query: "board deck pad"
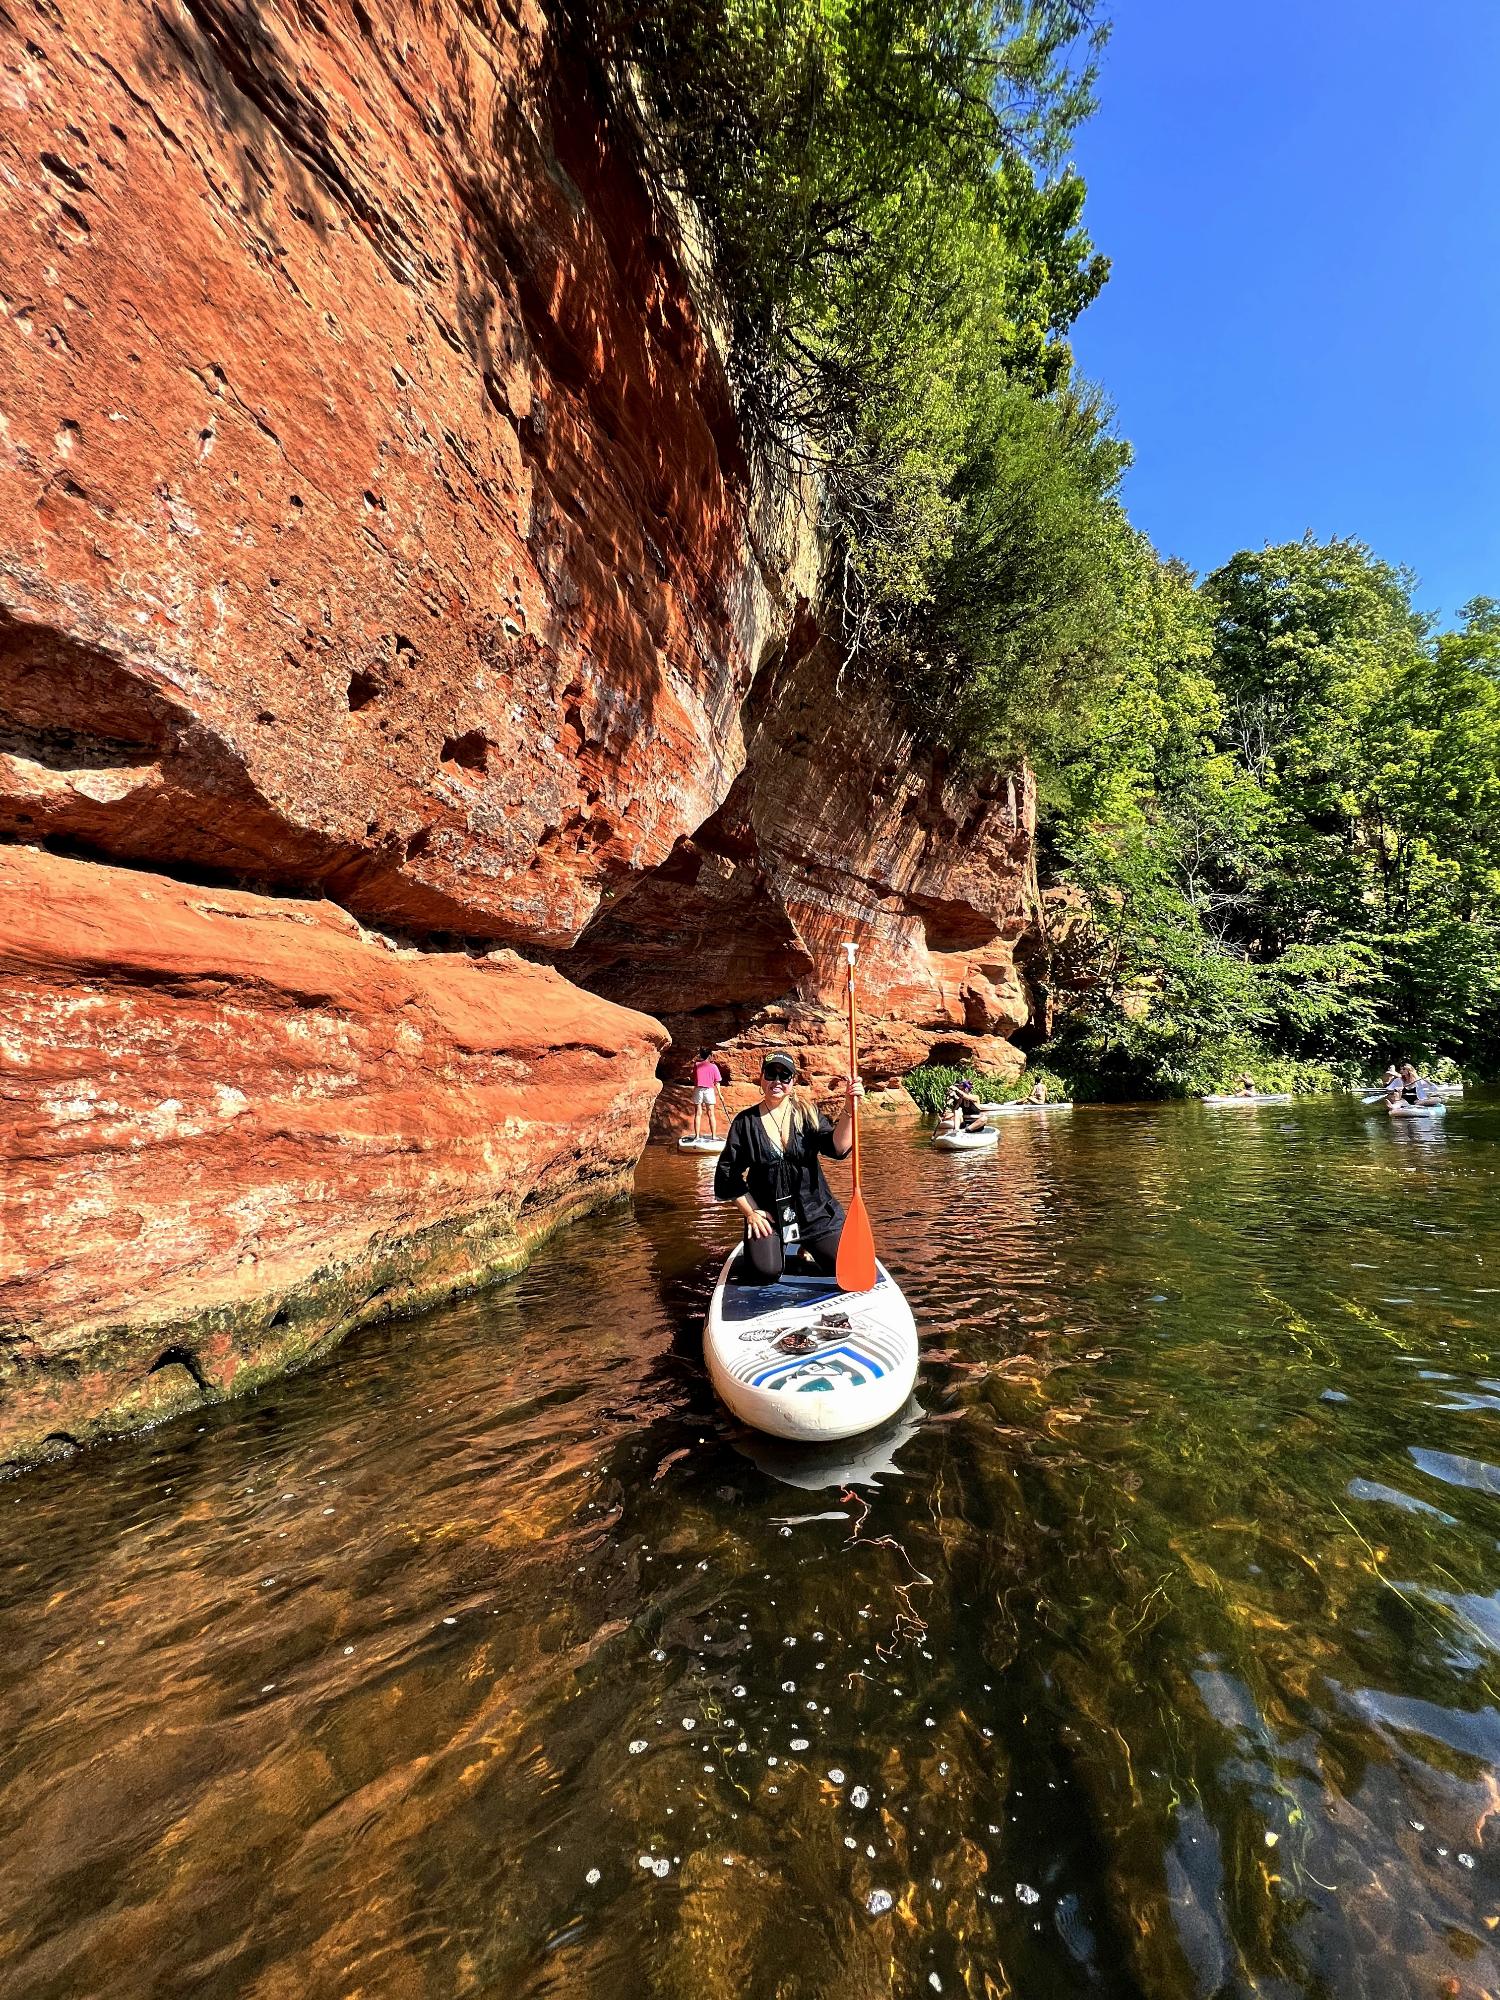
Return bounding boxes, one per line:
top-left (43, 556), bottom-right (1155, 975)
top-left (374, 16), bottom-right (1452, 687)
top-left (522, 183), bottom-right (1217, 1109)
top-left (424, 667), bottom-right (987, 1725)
top-left (706, 1251), bottom-right (919, 1439)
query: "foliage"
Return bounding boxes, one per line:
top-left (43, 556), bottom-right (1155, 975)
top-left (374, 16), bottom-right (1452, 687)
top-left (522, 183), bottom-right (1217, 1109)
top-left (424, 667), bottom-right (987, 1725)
top-left (1039, 542), bottom-right (1500, 1092)
top-left (571, 9), bottom-right (1497, 1095)
top-left (575, 0), bottom-right (1122, 745)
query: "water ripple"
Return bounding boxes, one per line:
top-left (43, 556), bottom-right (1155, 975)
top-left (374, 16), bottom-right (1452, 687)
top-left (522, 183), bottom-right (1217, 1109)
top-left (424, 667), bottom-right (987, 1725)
top-left (0, 1096), bottom-right (1496, 1998)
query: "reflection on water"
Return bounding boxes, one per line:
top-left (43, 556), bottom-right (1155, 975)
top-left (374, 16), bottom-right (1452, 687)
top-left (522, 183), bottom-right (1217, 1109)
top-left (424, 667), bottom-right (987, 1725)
top-left (1, 1099), bottom-right (1498, 1997)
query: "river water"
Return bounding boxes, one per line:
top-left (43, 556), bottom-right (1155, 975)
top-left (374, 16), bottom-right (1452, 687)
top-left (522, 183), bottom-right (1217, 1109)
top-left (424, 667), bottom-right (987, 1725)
top-left (2, 1098), bottom-right (1498, 1998)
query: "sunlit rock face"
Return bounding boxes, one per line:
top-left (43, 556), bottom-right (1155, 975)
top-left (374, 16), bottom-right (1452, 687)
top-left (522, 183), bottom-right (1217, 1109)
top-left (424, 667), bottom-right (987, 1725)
top-left (0, 846), bottom-right (665, 1466)
top-left (0, 0), bottom-right (773, 1459)
top-left (0, 0), bottom-right (1045, 1459)
top-left (0, 0), bottom-right (792, 948)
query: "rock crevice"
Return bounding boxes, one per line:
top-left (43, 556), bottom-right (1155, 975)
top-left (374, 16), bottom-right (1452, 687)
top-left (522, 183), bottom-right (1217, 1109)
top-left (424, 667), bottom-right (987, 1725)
top-left (0, 0), bottom-right (1046, 1464)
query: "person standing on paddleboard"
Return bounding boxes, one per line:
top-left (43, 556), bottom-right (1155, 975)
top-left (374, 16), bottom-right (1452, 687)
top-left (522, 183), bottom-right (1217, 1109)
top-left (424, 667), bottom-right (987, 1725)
top-left (690, 1045), bottom-right (727, 1141)
top-left (714, 1050), bottom-right (864, 1281)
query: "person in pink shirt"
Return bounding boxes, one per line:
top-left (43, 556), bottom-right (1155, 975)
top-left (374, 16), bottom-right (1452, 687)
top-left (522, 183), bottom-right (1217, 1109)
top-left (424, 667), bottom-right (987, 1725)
top-left (691, 1046), bottom-right (726, 1140)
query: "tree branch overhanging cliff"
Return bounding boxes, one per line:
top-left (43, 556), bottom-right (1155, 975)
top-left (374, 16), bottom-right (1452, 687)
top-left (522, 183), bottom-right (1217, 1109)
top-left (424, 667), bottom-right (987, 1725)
top-left (563, 0), bottom-right (1130, 767)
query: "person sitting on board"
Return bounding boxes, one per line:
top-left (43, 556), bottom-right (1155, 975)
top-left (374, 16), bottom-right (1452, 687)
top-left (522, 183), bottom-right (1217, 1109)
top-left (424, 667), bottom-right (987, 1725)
top-left (1233, 1071), bottom-right (1257, 1096)
top-left (1379, 1065), bottom-right (1400, 1095)
top-left (714, 1050), bottom-right (864, 1282)
top-left (690, 1045), bottom-right (727, 1140)
top-left (1390, 1062), bottom-right (1437, 1108)
top-left (943, 1077), bottom-right (988, 1133)
top-left (1025, 1079), bottom-right (1048, 1104)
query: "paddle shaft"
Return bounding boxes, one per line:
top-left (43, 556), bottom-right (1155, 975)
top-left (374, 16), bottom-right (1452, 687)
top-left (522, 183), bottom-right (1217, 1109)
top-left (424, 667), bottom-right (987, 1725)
top-left (845, 958), bottom-right (862, 1193)
top-left (835, 944), bottom-right (878, 1293)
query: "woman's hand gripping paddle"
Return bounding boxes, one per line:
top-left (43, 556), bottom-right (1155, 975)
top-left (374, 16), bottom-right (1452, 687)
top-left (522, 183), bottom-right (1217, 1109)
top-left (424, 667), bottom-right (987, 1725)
top-left (836, 941), bottom-right (879, 1294)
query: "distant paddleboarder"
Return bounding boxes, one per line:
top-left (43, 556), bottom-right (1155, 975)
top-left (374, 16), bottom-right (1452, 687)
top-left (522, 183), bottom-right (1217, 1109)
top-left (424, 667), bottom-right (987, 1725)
top-left (942, 1078), bottom-right (988, 1133)
top-left (690, 1046), bottom-right (727, 1141)
top-left (1388, 1062), bottom-right (1438, 1109)
top-left (714, 1050), bottom-right (864, 1282)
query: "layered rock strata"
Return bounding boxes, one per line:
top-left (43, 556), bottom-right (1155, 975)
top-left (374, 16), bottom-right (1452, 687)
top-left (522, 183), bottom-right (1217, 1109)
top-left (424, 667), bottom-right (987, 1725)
top-left (0, 0), bottom-right (794, 946)
top-left (568, 628), bottom-right (1041, 1133)
top-left (0, 846), bottom-right (665, 1465)
top-left (0, 0), bottom-right (1046, 1462)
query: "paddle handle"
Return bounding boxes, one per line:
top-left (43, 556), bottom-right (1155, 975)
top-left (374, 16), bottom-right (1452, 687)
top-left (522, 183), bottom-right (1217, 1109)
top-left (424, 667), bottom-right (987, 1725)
top-left (843, 942), bottom-right (861, 1192)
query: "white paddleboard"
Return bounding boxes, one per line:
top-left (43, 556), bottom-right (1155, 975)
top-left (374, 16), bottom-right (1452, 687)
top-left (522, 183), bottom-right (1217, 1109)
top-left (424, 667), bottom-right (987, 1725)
top-left (677, 1135), bottom-right (726, 1153)
top-left (704, 1248), bottom-right (919, 1443)
top-left (1388, 1101), bottom-right (1447, 1118)
top-left (982, 1100), bottom-right (1073, 1117)
top-left (931, 1126), bottom-right (999, 1151)
top-left (1201, 1093), bottom-right (1295, 1106)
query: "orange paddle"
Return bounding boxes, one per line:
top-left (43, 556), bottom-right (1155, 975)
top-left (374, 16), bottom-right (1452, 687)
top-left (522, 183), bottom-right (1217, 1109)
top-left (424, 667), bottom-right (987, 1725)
top-left (835, 941), bottom-right (879, 1294)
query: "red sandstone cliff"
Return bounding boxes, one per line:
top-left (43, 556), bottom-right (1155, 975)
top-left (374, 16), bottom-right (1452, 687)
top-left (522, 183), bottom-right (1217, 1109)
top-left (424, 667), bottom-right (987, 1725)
top-left (0, 0), bottom-right (1045, 1464)
top-left (0, 844), bottom-right (665, 1455)
top-left (567, 624), bottom-right (1045, 1132)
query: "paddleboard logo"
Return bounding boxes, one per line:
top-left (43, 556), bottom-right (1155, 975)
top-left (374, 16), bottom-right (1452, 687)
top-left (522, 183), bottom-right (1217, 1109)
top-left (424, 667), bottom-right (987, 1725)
top-left (739, 1310), bottom-right (901, 1393)
top-left (751, 1345), bottom-right (885, 1394)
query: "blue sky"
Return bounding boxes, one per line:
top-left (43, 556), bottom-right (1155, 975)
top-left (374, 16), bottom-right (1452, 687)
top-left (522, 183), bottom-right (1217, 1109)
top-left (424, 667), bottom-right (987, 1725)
top-left (1065, 0), bottom-right (1500, 627)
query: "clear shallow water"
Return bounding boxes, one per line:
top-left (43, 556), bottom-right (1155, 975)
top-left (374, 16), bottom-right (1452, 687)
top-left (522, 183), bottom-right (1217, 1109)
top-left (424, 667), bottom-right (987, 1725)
top-left (1, 1097), bottom-right (1498, 1998)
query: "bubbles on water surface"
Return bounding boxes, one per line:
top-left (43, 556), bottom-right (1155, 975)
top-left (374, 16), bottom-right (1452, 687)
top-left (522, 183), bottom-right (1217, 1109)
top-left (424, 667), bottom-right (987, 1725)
top-left (12, 1112), bottom-right (1500, 2000)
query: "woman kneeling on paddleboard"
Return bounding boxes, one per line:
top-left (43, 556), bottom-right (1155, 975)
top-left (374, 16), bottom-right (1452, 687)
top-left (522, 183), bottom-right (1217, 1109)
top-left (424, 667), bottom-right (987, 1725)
top-left (714, 1050), bottom-right (863, 1282)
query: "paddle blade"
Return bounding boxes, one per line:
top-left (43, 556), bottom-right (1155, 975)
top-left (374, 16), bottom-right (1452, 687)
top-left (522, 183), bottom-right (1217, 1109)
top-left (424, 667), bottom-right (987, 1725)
top-left (837, 1188), bottom-right (878, 1294)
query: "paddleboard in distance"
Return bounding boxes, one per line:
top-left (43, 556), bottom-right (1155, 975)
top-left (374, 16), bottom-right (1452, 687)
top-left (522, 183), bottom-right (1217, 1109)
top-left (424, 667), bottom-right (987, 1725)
top-left (1201, 1093), bottom-right (1295, 1106)
top-left (678, 1135), bottom-right (726, 1153)
top-left (931, 1126), bottom-right (999, 1151)
top-left (704, 1247), bottom-right (919, 1443)
top-left (982, 1100), bottom-right (1074, 1118)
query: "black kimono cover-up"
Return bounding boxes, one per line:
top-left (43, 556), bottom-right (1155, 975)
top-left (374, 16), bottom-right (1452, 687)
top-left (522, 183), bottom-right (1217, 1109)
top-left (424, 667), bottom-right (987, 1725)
top-left (713, 1106), bottom-right (849, 1236)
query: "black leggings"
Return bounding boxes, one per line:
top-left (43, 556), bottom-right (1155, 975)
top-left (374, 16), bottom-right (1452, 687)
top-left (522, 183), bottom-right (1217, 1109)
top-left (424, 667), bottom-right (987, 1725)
top-left (740, 1219), bottom-right (844, 1282)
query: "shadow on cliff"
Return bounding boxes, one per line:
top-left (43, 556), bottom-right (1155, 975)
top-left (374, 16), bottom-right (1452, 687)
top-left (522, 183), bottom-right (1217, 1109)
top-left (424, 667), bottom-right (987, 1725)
top-left (105, 1), bottom-right (770, 946)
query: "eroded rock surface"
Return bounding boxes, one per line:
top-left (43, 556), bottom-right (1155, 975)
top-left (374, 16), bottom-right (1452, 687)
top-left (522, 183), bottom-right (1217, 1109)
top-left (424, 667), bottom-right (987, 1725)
top-left (570, 630), bottom-right (1042, 1126)
top-left (0, 0), bottom-right (794, 948)
top-left (0, 846), bottom-right (665, 1464)
top-left (0, 0), bottom-right (1047, 1461)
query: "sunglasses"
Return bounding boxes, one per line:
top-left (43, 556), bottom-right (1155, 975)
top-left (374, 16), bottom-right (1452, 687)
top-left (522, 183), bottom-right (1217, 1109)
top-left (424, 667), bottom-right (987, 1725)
top-left (761, 1069), bottom-right (795, 1084)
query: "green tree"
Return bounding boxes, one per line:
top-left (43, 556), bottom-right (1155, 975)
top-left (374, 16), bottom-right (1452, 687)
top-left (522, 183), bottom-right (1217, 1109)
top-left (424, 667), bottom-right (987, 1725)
top-left (1203, 537), bottom-right (1428, 957)
top-left (574, 0), bottom-right (1122, 751)
top-left (1042, 542), bottom-right (1499, 1091)
top-left (1364, 598), bottom-right (1500, 1064)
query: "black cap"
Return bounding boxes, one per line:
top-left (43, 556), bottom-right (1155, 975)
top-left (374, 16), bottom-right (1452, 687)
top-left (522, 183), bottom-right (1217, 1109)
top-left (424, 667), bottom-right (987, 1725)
top-left (760, 1049), bottom-right (796, 1080)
